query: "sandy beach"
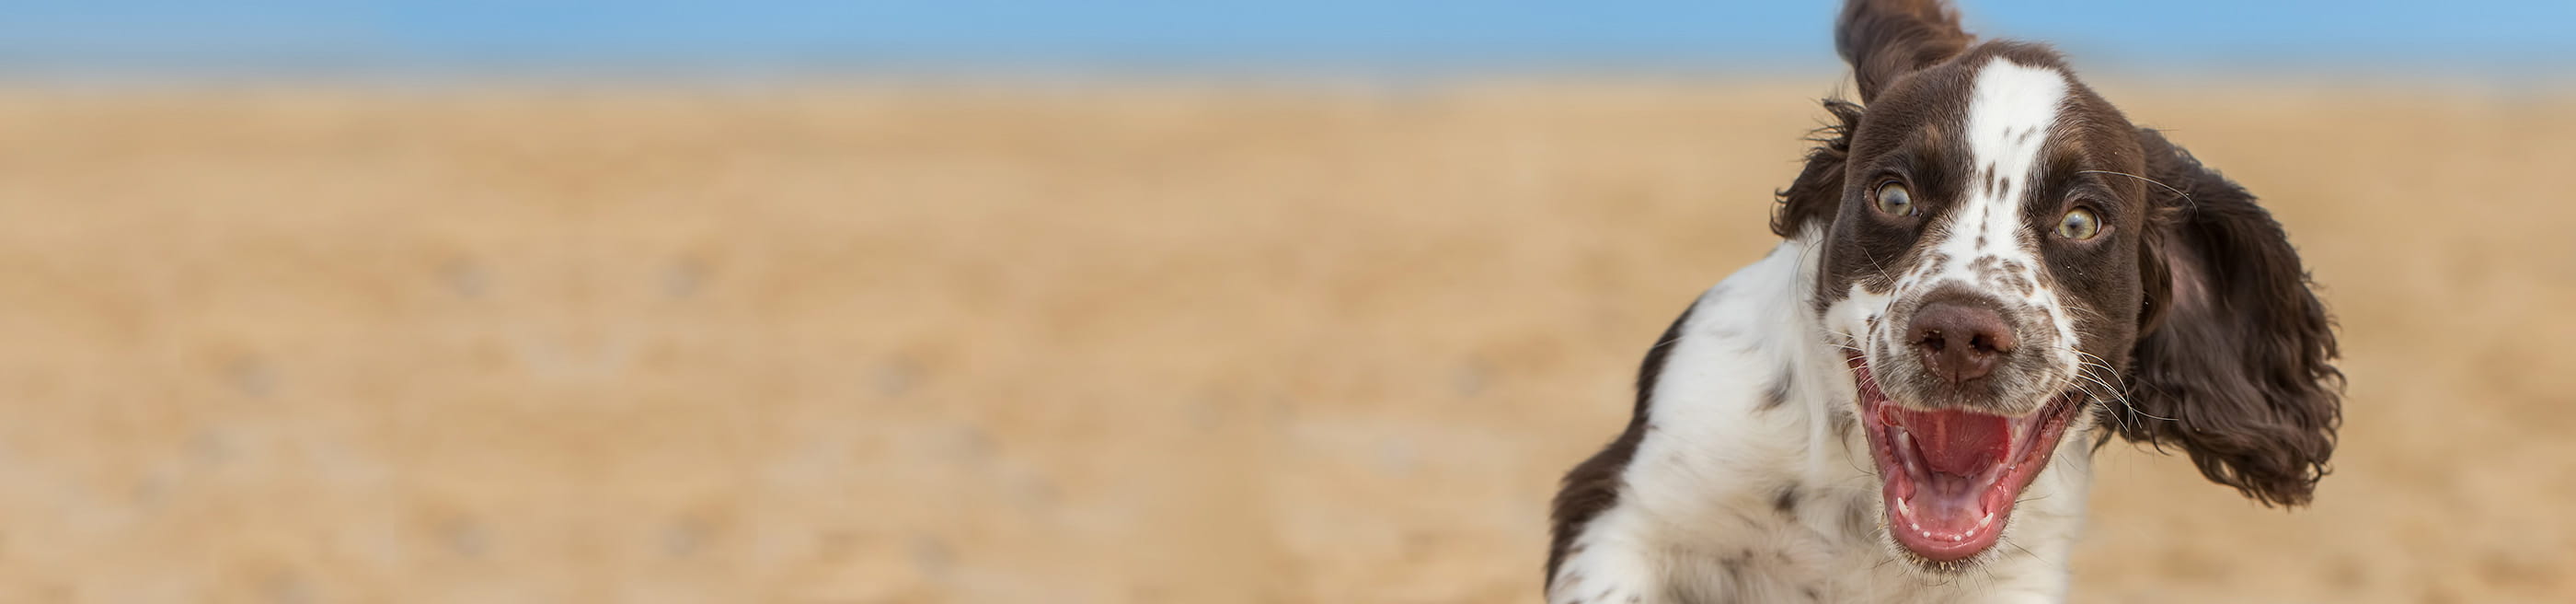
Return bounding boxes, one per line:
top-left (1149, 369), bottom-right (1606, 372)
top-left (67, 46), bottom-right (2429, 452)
top-left (0, 81), bottom-right (2568, 602)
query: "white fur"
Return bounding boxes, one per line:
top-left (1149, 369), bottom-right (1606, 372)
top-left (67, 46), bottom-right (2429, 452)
top-left (1953, 57), bottom-right (2067, 268)
top-left (1550, 236), bottom-right (2097, 604)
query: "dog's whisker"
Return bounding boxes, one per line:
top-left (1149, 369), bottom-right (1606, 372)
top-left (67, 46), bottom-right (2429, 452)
top-left (2077, 169), bottom-right (2197, 211)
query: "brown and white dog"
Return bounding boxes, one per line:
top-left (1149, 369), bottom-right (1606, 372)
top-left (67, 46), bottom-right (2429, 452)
top-left (1546, 1), bottom-right (2342, 601)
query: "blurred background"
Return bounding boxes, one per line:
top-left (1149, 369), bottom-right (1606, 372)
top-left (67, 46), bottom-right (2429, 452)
top-left (1, 1), bottom-right (2572, 602)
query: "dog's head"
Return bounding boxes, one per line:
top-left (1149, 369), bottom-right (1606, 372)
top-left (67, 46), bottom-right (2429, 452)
top-left (1776, 0), bottom-right (2342, 571)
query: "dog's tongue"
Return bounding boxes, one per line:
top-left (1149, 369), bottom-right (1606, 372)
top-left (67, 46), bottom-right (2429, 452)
top-left (1892, 407), bottom-right (2010, 475)
top-left (1883, 406), bottom-right (2022, 561)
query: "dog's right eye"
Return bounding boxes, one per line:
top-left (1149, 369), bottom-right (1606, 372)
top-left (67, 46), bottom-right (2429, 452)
top-left (1873, 181), bottom-right (1915, 217)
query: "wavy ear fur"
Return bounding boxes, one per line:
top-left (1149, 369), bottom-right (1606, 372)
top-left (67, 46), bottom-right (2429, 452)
top-left (1836, 0), bottom-right (1973, 102)
top-left (1771, 99), bottom-right (1862, 238)
top-left (2118, 129), bottom-right (2343, 506)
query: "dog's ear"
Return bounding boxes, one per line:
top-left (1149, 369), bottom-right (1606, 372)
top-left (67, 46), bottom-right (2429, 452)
top-left (1836, 0), bottom-right (1973, 102)
top-left (2117, 129), bottom-right (2343, 506)
top-left (1770, 99), bottom-right (1863, 238)
top-left (1774, 1), bottom-right (1971, 238)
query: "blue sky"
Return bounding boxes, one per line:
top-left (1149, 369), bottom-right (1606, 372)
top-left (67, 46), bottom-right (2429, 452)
top-left (2, 1), bottom-right (2570, 77)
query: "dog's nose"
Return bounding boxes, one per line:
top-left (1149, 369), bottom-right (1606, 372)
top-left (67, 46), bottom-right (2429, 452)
top-left (1908, 301), bottom-right (2018, 384)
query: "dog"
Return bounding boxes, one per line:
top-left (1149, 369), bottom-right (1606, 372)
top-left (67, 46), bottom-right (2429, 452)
top-left (1544, 1), bottom-right (2342, 601)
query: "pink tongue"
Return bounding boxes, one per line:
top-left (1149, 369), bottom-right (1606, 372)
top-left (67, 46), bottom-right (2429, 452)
top-left (1892, 408), bottom-right (2011, 475)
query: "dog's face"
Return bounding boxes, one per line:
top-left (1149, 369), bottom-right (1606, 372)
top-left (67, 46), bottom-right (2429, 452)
top-left (1822, 44), bottom-right (2143, 568)
top-left (1777, 0), bottom-right (2343, 573)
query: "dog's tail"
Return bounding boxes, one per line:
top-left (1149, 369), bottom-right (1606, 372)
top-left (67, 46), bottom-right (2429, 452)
top-left (1835, 0), bottom-right (1974, 101)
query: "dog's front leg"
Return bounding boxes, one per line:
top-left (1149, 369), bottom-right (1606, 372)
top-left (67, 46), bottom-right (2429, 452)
top-left (1546, 540), bottom-right (1678, 604)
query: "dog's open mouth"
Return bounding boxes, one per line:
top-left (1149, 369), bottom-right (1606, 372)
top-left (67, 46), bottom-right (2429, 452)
top-left (1850, 356), bottom-right (2081, 564)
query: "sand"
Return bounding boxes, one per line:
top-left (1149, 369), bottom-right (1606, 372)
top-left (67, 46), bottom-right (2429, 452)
top-left (0, 81), bottom-right (2568, 602)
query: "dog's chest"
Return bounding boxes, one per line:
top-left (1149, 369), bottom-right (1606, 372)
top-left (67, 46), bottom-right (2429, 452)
top-left (1705, 500), bottom-right (1877, 602)
top-left (1627, 460), bottom-right (1896, 602)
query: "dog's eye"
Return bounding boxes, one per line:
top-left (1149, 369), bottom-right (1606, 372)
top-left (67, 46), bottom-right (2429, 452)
top-left (1873, 182), bottom-right (1914, 216)
top-left (2057, 208), bottom-right (2101, 240)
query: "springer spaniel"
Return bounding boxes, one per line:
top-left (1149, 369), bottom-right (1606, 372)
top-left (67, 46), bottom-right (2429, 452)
top-left (1545, 1), bottom-right (2342, 601)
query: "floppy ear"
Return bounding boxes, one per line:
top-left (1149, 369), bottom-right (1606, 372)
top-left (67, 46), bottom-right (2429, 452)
top-left (1836, 0), bottom-right (1973, 102)
top-left (2117, 129), bottom-right (2343, 506)
top-left (1770, 99), bottom-right (1862, 238)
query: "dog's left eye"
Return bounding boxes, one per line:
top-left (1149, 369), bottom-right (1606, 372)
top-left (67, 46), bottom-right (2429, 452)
top-left (2057, 208), bottom-right (2101, 240)
top-left (1873, 181), bottom-right (1915, 216)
